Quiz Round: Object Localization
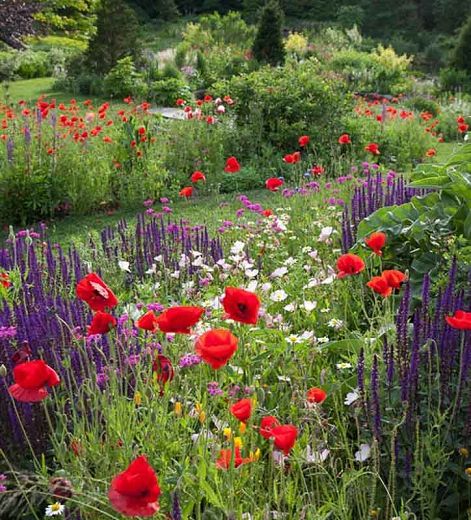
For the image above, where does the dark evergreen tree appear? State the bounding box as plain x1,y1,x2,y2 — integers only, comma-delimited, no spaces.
252,0,285,66
451,15,471,75
156,0,179,20
86,0,140,73
243,0,264,22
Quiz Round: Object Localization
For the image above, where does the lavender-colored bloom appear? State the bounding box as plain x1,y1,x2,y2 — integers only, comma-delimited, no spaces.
6,138,13,163
370,354,382,441
207,381,223,396
171,491,182,520
178,353,202,368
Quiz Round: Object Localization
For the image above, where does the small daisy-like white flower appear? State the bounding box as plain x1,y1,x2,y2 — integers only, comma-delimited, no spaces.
320,307,331,313
277,375,291,382
354,444,371,462
285,334,301,344
302,300,317,312
317,336,330,343
283,303,296,312
118,260,130,272
270,290,288,302
336,362,352,370
45,503,65,517
245,269,259,279
328,318,344,329
344,389,360,405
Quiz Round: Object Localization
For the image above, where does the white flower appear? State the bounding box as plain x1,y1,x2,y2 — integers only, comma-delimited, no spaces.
284,257,296,266
45,503,65,517
178,254,189,268
170,270,180,279
245,269,259,279
354,444,371,462
261,282,272,292
336,362,352,370
230,241,246,255
270,290,288,302
317,336,330,343
118,260,130,272
154,255,163,263
302,300,317,312
299,330,314,341
320,307,331,313
277,375,291,382
344,389,360,405
192,256,204,267
308,249,320,260
146,264,157,275
318,226,334,242
328,318,344,329
305,446,330,463
286,334,301,344
321,275,335,285
283,303,296,312
270,266,288,278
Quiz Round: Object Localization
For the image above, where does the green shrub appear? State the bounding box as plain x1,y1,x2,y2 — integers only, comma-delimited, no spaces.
404,96,441,117
103,57,145,99
439,68,471,93
149,78,191,106
15,50,52,79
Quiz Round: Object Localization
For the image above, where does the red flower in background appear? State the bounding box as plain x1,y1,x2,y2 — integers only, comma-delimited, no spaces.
260,416,280,439
336,254,365,278
445,310,471,330
108,456,160,517
265,177,284,191
216,447,253,469
88,311,117,335
306,387,327,404
152,354,174,391
76,273,118,312
365,231,386,255
262,209,273,217
283,152,301,164
176,98,186,106
458,123,469,133
338,133,351,144
270,424,298,455
0,272,11,288
365,143,380,155
222,286,260,325
311,165,324,176
155,306,204,334
224,156,241,173
426,148,436,157
298,135,310,147
230,398,252,423
367,276,392,297
195,328,238,369
382,270,406,289
136,311,159,332
8,360,60,402
191,171,206,183
179,186,193,198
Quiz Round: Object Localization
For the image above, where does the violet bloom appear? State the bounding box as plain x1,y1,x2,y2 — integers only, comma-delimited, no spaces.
125,354,140,366
163,206,172,214
207,381,223,396
96,371,109,388
179,353,202,368
236,208,244,218
148,302,164,313
145,208,154,215
160,197,169,204
143,199,154,208
0,326,17,339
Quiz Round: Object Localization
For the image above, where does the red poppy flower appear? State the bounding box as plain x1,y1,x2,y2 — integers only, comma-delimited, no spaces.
204,95,213,103
336,254,365,278
179,186,193,198
230,398,252,423
365,143,380,155
306,387,327,404
88,311,117,335
338,133,351,145
176,98,186,106
425,148,436,157
224,156,241,173
0,272,11,288
137,126,146,136
458,123,469,133
265,177,284,191
216,447,253,470
445,310,471,330
195,328,238,369
382,269,406,289
298,135,310,147
262,209,273,217
457,116,465,124
260,416,280,439
155,306,204,334
136,311,159,332
367,276,392,297
222,286,261,325
311,165,324,176
76,273,118,312
270,424,298,455
152,354,174,389
191,171,206,183
283,151,301,164
365,231,386,255
108,456,160,517
8,360,60,402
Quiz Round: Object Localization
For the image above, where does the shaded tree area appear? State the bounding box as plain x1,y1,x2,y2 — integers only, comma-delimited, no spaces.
0,0,41,49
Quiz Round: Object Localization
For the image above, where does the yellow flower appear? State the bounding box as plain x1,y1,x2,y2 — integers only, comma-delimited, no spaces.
223,428,232,440
459,447,469,458
234,437,243,449
195,402,203,414
465,467,471,477
133,392,142,406
174,401,182,417
239,422,247,434
250,448,261,461
198,411,206,424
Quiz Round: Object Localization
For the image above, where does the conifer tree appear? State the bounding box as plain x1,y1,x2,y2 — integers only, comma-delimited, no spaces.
451,15,471,75
252,0,285,66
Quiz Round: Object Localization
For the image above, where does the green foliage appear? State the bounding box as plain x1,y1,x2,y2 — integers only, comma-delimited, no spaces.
252,0,285,66
336,5,365,29
451,15,471,74
149,77,191,105
35,0,98,39
404,96,441,117
86,0,141,73
155,0,180,20
103,57,144,99
439,68,471,93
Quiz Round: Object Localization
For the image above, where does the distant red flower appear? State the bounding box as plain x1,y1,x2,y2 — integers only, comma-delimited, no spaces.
76,273,118,312
260,416,280,439
311,165,324,176
230,398,252,423
155,306,204,334
222,287,260,325
270,424,298,455
365,142,380,155
137,126,146,136
123,96,133,104
223,95,234,105
179,186,193,198
204,95,213,103
206,116,215,124
445,310,471,330
458,124,469,133
306,387,327,404
0,272,11,288
262,209,273,217
298,135,310,147
381,270,406,289
191,171,206,183
152,354,174,390
283,151,301,164
176,98,186,106
265,177,284,191
367,276,392,297
216,447,253,469
457,116,465,124
224,156,241,173
365,231,386,255
336,254,365,278
338,133,351,145
195,328,238,369
425,148,436,157
108,456,160,517
8,360,60,402
136,311,159,332
88,311,117,335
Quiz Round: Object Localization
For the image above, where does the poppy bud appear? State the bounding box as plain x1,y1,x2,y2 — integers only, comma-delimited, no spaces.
49,477,73,500
0,364,7,377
